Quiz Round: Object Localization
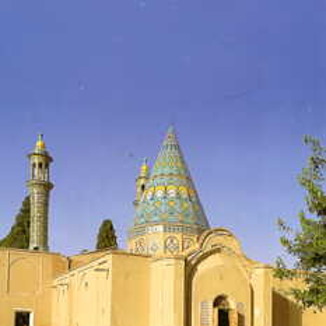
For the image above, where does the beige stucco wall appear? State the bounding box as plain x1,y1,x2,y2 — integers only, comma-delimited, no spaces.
149,256,185,326
1,233,326,326
0,249,67,326
111,253,151,326
272,276,326,326
53,253,113,326
53,251,151,326
251,265,272,326
69,250,110,270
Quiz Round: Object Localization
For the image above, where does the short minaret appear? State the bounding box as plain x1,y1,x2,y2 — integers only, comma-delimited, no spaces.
134,158,150,207
27,134,54,251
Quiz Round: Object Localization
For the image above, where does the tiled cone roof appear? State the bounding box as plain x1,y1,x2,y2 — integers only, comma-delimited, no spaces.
134,126,210,229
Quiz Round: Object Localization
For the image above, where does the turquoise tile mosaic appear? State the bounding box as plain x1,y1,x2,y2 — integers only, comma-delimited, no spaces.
133,126,209,230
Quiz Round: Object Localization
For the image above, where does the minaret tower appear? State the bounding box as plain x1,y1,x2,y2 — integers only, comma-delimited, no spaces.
134,158,150,207
27,134,54,251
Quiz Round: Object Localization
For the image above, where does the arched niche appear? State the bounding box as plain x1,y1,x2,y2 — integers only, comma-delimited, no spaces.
9,257,39,294
186,246,252,326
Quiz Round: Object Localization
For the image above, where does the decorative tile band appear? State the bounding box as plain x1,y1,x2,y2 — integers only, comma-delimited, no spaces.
129,224,205,238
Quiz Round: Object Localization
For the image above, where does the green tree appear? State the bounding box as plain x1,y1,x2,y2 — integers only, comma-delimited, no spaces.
0,196,31,249
96,219,118,250
276,136,326,310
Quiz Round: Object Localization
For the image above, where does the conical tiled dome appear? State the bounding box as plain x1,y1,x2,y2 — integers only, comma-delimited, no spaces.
133,126,209,229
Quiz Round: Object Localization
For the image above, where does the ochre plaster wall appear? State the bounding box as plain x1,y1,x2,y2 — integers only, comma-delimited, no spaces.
149,257,185,326
2,243,326,326
53,254,113,326
69,250,109,270
251,265,272,326
111,253,151,326
53,251,151,326
0,249,67,326
272,276,326,326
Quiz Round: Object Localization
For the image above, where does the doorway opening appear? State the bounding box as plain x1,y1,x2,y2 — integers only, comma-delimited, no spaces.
218,309,229,326
15,311,31,326
213,295,230,326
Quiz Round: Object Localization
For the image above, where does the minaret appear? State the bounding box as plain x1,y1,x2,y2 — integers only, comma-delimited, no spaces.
27,134,54,251
134,158,150,207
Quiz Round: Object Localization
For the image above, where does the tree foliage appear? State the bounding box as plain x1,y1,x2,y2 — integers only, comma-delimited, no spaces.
276,136,326,310
96,219,117,250
0,196,30,249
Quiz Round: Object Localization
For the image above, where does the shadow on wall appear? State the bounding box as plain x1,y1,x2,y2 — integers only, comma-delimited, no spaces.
238,313,245,326
272,290,302,326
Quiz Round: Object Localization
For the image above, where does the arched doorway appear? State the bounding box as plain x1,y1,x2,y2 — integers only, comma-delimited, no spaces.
213,295,230,326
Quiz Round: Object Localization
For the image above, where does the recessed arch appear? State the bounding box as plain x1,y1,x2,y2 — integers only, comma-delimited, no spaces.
186,247,252,326
9,257,39,294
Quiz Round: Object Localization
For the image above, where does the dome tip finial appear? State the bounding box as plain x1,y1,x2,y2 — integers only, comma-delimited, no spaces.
35,133,46,151
140,157,149,176
167,124,176,134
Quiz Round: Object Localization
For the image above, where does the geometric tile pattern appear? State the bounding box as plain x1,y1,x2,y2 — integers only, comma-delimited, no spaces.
149,241,159,254
133,126,209,230
183,238,195,251
165,236,180,254
134,238,146,254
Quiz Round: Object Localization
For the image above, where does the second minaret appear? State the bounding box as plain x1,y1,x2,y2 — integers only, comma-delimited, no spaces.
27,134,54,251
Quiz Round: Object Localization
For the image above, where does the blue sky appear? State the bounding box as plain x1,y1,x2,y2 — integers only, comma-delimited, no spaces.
0,0,325,262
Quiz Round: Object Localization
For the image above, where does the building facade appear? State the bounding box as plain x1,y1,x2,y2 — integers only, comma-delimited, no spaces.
0,129,325,326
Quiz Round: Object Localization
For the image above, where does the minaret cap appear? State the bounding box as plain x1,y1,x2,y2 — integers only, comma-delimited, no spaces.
139,157,149,177
35,134,46,150
31,133,51,158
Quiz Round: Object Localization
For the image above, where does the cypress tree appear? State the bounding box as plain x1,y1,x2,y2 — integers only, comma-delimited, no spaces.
96,219,118,250
0,196,30,249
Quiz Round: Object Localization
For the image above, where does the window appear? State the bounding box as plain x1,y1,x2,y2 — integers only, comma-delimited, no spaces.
15,311,31,326
32,163,36,179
